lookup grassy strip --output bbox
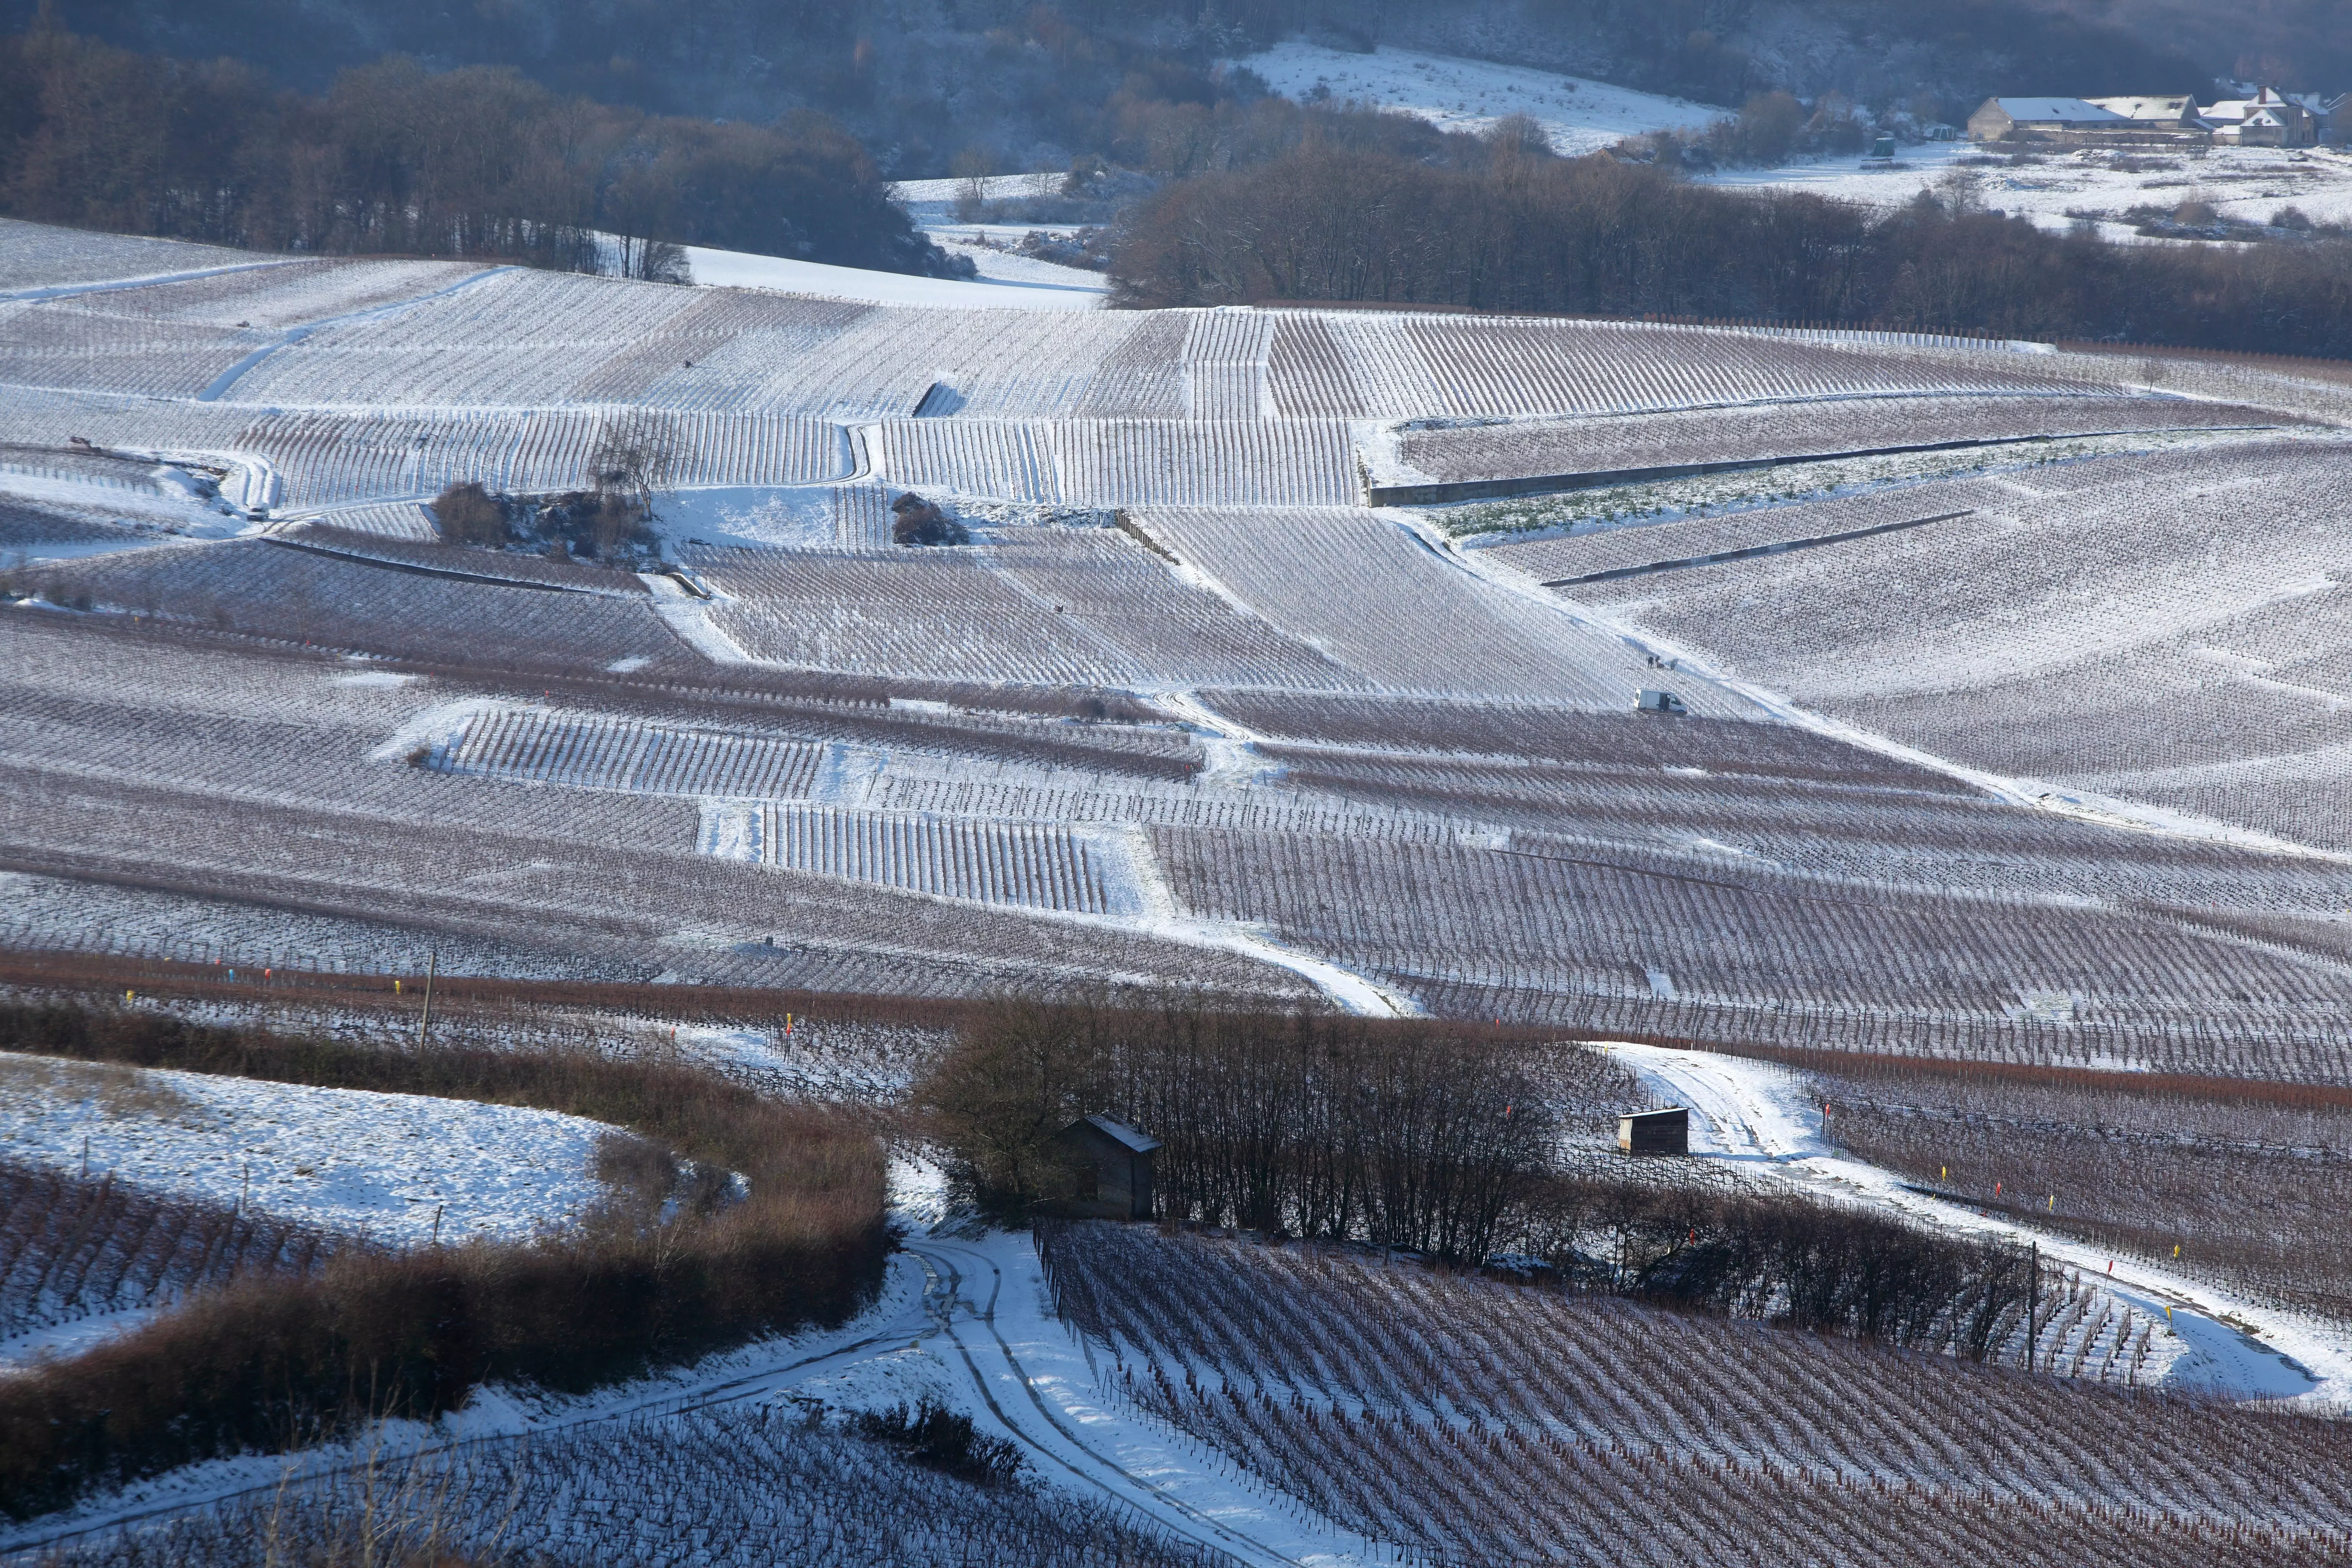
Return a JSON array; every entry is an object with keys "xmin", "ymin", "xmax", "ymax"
[{"xmin": 0, "ymin": 1000, "xmax": 887, "ymax": 1522}]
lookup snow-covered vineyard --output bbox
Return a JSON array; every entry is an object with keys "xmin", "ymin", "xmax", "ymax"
[
  {"xmin": 14, "ymin": 216, "xmax": 2352, "ymax": 1562},
  {"xmin": 8, "ymin": 216, "xmax": 2352, "ymax": 1052}
]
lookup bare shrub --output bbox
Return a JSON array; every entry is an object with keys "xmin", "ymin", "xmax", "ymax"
[
  {"xmin": 428, "ymin": 482, "xmax": 508, "ymax": 548},
  {"xmin": 890, "ymin": 492, "xmax": 968, "ymax": 547},
  {"xmin": 919, "ymin": 1000, "xmax": 1577, "ymax": 1260},
  {"xmin": 586, "ymin": 412, "xmax": 678, "ymax": 524},
  {"xmin": 854, "ymin": 1398, "xmax": 1024, "ymax": 1488}
]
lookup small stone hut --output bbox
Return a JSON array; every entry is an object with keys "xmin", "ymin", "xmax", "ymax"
[{"xmin": 1055, "ymin": 1114, "xmax": 1161, "ymax": 1220}]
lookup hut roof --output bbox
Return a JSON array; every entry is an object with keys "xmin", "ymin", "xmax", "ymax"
[
  {"xmin": 1987, "ymin": 98, "xmax": 2128, "ymax": 124},
  {"xmin": 1065, "ymin": 1114, "xmax": 1162, "ymax": 1154}
]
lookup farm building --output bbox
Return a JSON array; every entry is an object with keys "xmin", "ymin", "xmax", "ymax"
[
  {"xmin": 1966, "ymin": 98, "xmax": 2128, "ymax": 142},
  {"xmin": 1618, "ymin": 1108, "xmax": 1690, "ymax": 1156},
  {"xmin": 2284, "ymin": 90, "xmax": 2350, "ymax": 142},
  {"xmin": 2205, "ymin": 88, "xmax": 2321, "ymax": 146},
  {"xmin": 1056, "ymin": 1114, "xmax": 1161, "ymax": 1220},
  {"xmin": 2084, "ymin": 96, "xmax": 2203, "ymax": 133}
]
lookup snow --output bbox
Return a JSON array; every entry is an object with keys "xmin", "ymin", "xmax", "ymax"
[
  {"xmin": 902, "ymin": 1230, "xmax": 1382, "ymax": 1566},
  {"xmin": 0, "ymin": 467, "xmax": 254, "ymax": 546},
  {"xmin": 0, "ymin": 1052, "xmax": 619, "ymax": 1248},
  {"xmin": 1596, "ymin": 1041, "xmax": 2352, "ymax": 1408},
  {"xmin": 655, "ymin": 485, "xmax": 841, "ymax": 550},
  {"xmin": 680, "ymin": 245, "xmax": 1104, "ymax": 310},
  {"xmin": 0, "ymin": 1195, "xmax": 1382, "ymax": 1564},
  {"xmin": 0, "ymin": 1309, "xmax": 165, "ymax": 1375},
  {"xmin": 928, "ymin": 232, "xmax": 1111, "ymax": 292},
  {"xmin": 888, "ymin": 174, "xmax": 1072, "ymax": 211},
  {"xmin": 1703, "ymin": 141, "xmax": 2352, "ymax": 243},
  {"xmin": 1237, "ymin": 41, "xmax": 1719, "ymax": 155}
]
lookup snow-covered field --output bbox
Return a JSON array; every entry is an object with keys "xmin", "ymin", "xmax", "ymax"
[
  {"xmin": 1705, "ymin": 140, "xmax": 2352, "ymax": 242},
  {"xmin": 681, "ymin": 243, "xmax": 1104, "ymax": 309},
  {"xmin": 0, "ymin": 1052, "xmax": 618, "ymax": 1246},
  {"xmin": 1235, "ymin": 40, "xmax": 1719, "ymax": 154}
]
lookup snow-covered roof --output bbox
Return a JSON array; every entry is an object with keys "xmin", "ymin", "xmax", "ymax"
[
  {"xmin": 2086, "ymin": 96, "xmax": 2194, "ymax": 122},
  {"xmin": 1987, "ymin": 98, "xmax": 2127, "ymax": 124},
  {"xmin": 1068, "ymin": 1114, "xmax": 1163, "ymax": 1155}
]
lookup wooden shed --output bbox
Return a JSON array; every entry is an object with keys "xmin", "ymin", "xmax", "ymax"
[
  {"xmin": 1055, "ymin": 1114, "xmax": 1161, "ymax": 1219},
  {"xmin": 1618, "ymin": 1107, "xmax": 1690, "ymax": 1156}
]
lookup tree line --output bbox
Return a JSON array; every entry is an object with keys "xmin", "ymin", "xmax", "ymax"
[
  {"xmin": 0, "ymin": 12, "xmax": 959, "ymax": 275},
  {"xmin": 1110, "ymin": 129, "xmax": 2352, "ymax": 356},
  {"xmin": 921, "ymin": 998, "xmax": 2052, "ymax": 1352}
]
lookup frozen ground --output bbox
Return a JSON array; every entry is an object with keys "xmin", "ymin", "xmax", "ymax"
[
  {"xmin": 1704, "ymin": 141, "xmax": 2352, "ymax": 242},
  {"xmin": 1236, "ymin": 40, "xmax": 1718, "ymax": 154},
  {"xmin": 1, "ymin": 1222, "xmax": 1378, "ymax": 1566},
  {"xmin": 0, "ymin": 1052, "xmax": 618, "ymax": 1247},
  {"xmin": 1601, "ymin": 1041, "xmax": 2352, "ymax": 1408},
  {"xmin": 680, "ymin": 244, "xmax": 1104, "ymax": 309},
  {"xmin": 929, "ymin": 232, "xmax": 1110, "ymax": 293}
]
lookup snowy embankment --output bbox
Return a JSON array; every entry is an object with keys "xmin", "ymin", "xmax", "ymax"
[
  {"xmin": 1236, "ymin": 40, "xmax": 1717, "ymax": 154},
  {"xmin": 1599, "ymin": 1041, "xmax": 2352, "ymax": 1407},
  {"xmin": 0, "ymin": 1052, "xmax": 616, "ymax": 1248},
  {"xmin": 681, "ymin": 244, "xmax": 1104, "ymax": 310}
]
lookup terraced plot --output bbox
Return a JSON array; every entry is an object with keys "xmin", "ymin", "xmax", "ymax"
[
  {"xmin": 1140, "ymin": 506, "xmax": 1751, "ymax": 709},
  {"xmin": 1554, "ymin": 438, "xmax": 2352, "ymax": 848},
  {"xmin": 436, "ymin": 706, "xmax": 826, "ymax": 797},
  {"xmin": 1389, "ymin": 392, "xmax": 2290, "ymax": 486}
]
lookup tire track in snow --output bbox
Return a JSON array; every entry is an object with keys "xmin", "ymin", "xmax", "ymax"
[{"xmin": 906, "ymin": 1235, "xmax": 1372, "ymax": 1568}]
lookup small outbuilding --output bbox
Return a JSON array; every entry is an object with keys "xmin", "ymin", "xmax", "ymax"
[
  {"xmin": 1055, "ymin": 1114, "xmax": 1161, "ymax": 1220},
  {"xmin": 1618, "ymin": 1107, "xmax": 1690, "ymax": 1156}
]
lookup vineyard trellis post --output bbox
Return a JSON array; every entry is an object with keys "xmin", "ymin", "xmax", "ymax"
[{"xmin": 417, "ymin": 941, "xmax": 438, "ymax": 1051}]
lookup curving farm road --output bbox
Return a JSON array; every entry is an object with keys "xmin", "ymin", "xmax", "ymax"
[
  {"xmin": 903, "ymin": 1233, "xmax": 1375, "ymax": 1568},
  {"xmin": 1601, "ymin": 1040, "xmax": 2348, "ymax": 1407}
]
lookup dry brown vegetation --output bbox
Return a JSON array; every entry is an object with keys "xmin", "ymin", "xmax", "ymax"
[
  {"xmin": 917, "ymin": 1000, "xmax": 1580, "ymax": 1258},
  {"xmin": 0, "ymin": 997, "xmax": 886, "ymax": 1522}
]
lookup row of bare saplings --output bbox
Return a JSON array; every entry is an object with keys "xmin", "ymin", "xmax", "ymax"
[{"xmin": 923, "ymin": 1001, "xmax": 2045, "ymax": 1356}]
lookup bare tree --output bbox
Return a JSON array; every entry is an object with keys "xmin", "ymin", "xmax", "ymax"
[{"xmin": 586, "ymin": 412, "xmax": 678, "ymax": 521}]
